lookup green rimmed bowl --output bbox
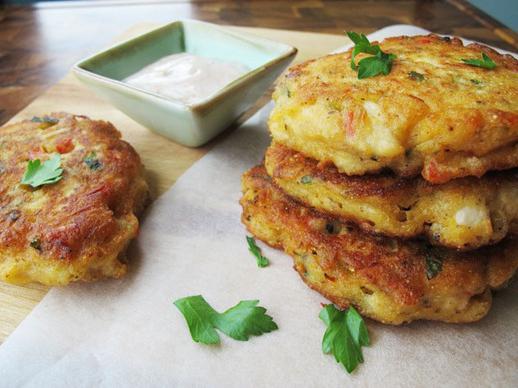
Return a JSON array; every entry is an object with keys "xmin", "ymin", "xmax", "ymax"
[{"xmin": 73, "ymin": 20, "xmax": 297, "ymax": 147}]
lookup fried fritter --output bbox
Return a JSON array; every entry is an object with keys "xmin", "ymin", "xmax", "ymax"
[
  {"xmin": 0, "ymin": 113, "xmax": 149, "ymax": 285},
  {"xmin": 240, "ymin": 166, "xmax": 518, "ymax": 324},
  {"xmin": 265, "ymin": 143, "xmax": 518, "ymax": 250},
  {"xmin": 269, "ymin": 34, "xmax": 518, "ymax": 183}
]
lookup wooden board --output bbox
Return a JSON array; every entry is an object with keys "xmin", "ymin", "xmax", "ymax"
[{"xmin": 0, "ymin": 24, "xmax": 346, "ymax": 343}]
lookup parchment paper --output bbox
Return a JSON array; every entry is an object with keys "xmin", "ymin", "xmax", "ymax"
[{"xmin": 1, "ymin": 26, "xmax": 518, "ymax": 387}]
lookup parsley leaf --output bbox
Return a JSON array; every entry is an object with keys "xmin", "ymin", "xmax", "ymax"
[
  {"xmin": 408, "ymin": 71, "xmax": 425, "ymax": 81},
  {"xmin": 30, "ymin": 237, "xmax": 42, "ymax": 251},
  {"xmin": 174, "ymin": 295, "xmax": 220, "ymax": 344},
  {"xmin": 84, "ymin": 152, "xmax": 102, "ymax": 170},
  {"xmin": 357, "ymin": 52, "xmax": 396, "ymax": 79},
  {"xmin": 246, "ymin": 236, "xmax": 269, "ymax": 267},
  {"xmin": 347, "ymin": 31, "xmax": 396, "ymax": 79},
  {"xmin": 31, "ymin": 116, "xmax": 59, "ymax": 129},
  {"xmin": 31, "ymin": 116, "xmax": 59, "ymax": 125},
  {"xmin": 461, "ymin": 53, "xmax": 496, "ymax": 69},
  {"xmin": 21, "ymin": 154, "xmax": 63, "ymax": 188},
  {"xmin": 174, "ymin": 295, "xmax": 278, "ymax": 345},
  {"xmin": 347, "ymin": 32, "xmax": 378, "ymax": 70},
  {"xmin": 300, "ymin": 175, "xmax": 313, "ymax": 184},
  {"xmin": 320, "ymin": 304, "xmax": 370, "ymax": 373},
  {"xmin": 213, "ymin": 300, "xmax": 278, "ymax": 341},
  {"xmin": 346, "ymin": 307, "xmax": 370, "ymax": 347},
  {"xmin": 425, "ymin": 250, "xmax": 443, "ymax": 280}
]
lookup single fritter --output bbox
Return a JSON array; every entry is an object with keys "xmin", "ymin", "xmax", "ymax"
[
  {"xmin": 240, "ymin": 166, "xmax": 518, "ymax": 324},
  {"xmin": 269, "ymin": 34, "xmax": 518, "ymax": 183},
  {"xmin": 265, "ymin": 143, "xmax": 518, "ymax": 250},
  {"xmin": 0, "ymin": 113, "xmax": 149, "ymax": 285}
]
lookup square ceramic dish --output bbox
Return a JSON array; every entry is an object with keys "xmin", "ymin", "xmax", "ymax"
[{"xmin": 73, "ymin": 20, "xmax": 297, "ymax": 147}]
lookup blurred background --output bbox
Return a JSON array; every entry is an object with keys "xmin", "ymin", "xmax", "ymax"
[
  {"xmin": 468, "ymin": 0, "xmax": 517, "ymax": 31},
  {"xmin": 1, "ymin": 0, "xmax": 517, "ymax": 32}
]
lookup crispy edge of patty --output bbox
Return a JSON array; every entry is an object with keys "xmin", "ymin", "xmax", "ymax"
[
  {"xmin": 240, "ymin": 165, "xmax": 518, "ymax": 324},
  {"xmin": 269, "ymin": 34, "xmax": 518, "ymax": 183},
  {"xmin": 265, "ymin": 142, "xmax": 518, "ymax": 250},
  {"xmin": 0, "ymin": 113, "xmax": 150, "ymax": 285}
]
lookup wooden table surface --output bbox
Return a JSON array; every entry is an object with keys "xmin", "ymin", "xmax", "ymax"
[{"xmin": 0, "ymin": 0, "xmax": 517, "ymax": 343}]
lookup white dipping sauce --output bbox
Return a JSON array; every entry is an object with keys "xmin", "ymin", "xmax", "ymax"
[{"xmin": 124, "ymin": 53, "xmax": 249, "ymax": 104}]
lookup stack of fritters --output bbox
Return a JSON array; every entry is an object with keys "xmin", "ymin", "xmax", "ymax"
[{"xmin": 240, "ymin": 35, "xmax": 518, "ymax": 324}]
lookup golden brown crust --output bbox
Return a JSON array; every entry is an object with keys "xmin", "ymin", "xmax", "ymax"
[
  {"xmin": 265, "ymin": 143, "xmax": 518, "ymax": 250},
  {"xmin": 0, "ymin": 113, "xmax": 149, "ymax": 285},
  {"xmin": 269, "ymin": 34, "xmax": 518, "ymax": 183},
  {"xmin": 240, "ymin": 165, "xmax": 518, "ymax": 324}
]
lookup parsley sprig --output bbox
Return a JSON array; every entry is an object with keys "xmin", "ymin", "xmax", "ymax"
[
  {"xmin": 320, "ymin": 304, "xmax": 370, "ymax": 373},
  {"xmin": 461, "ymin": 53, "xmax": 496, "ymax": 69},
  {"xmin": 347, "ymin": 32, "xmax": 396, "ymax": 79},
  {"xmin": 21, "ymin": 154, "xmax": 63, "ymax": 188},
  {"xmin": 246, "ymin": 236, "xmax": 269, "ymax": 268},
  {"xmin": 174, "ymin": 295, "xmax": 278, "ymax": 344}
]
